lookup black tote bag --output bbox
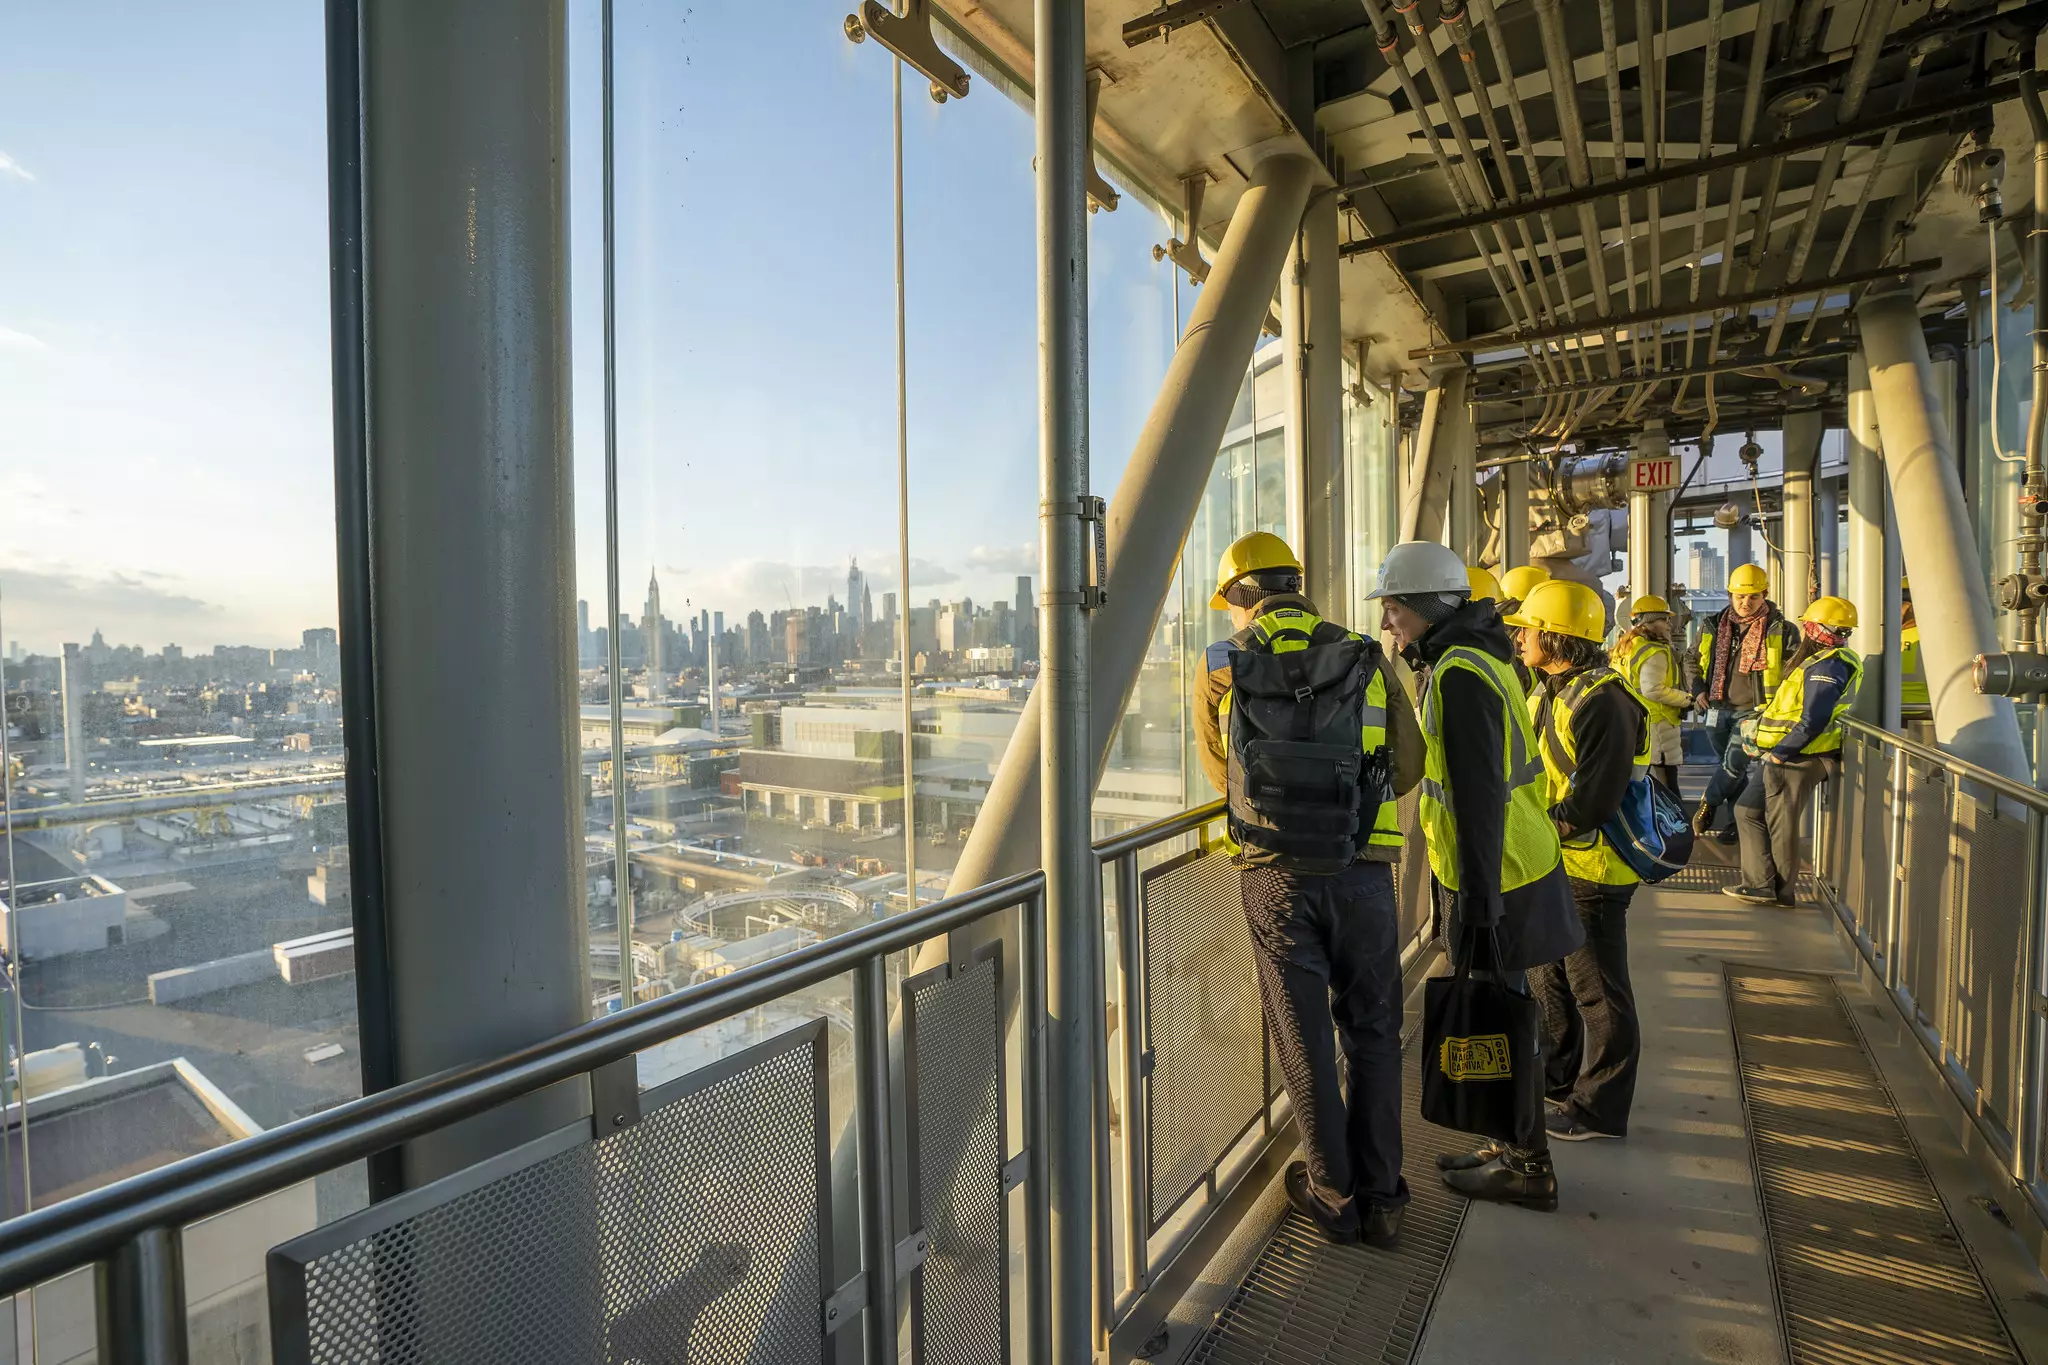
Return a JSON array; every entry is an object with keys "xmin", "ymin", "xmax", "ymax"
[{"xmin": 1420, "ymin": 936, "xmax": 1545, "ymax": 1148}]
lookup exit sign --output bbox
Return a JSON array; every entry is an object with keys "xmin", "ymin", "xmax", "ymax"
[{"xmin": 1630, "ymin": 455, "xmax": 1679, "ymax": 492}]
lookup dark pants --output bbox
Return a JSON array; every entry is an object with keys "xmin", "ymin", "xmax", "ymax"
[
  {"xmin": 1242, "ymin": 860, "xmax": 1409, "ymax": 1214},
  {"xmin": 1532, "ymin": 879, "xmax": 1641, "ymax": 1136},
  {"xmin": 1735, "ymin": 754, "xmax": 1833, "ymax": 896},
  {"xmin": 1700, "ymin": 711, "xmax": 1753, "ymax": 825}
]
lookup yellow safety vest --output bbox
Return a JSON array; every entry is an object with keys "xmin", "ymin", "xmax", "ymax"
[
  {"xmin": 1417, "ymin": 646, "xmax": 1561, "ymax": 893},
  {"xmin": 1532, "ymin": 667, "xmax": 1653, "ymax": 886},
  {"xmin": 1695, "ymin": 611, "xmax": 1790, "ymax": 701},
  {"xmin": 1218, "ymin": 607, "xmax": 1402, "ymax": 851},
  {"xmin": 1612, "ymin": 635, "xmax": 1681, "ymax": 725},
  {"xmin": 1900, "ymin": 626, "xmax": 1929, "ymax": 708},
  {"xmin": 1754, "ymin": 646, "xmax": 1863, "ymax": 755}
]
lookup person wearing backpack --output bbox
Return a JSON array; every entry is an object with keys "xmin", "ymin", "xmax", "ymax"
[
  {"xmin": 1369, "ymin": 541, "xmax": 1580, "ymax": 1211},
  {"xmin": 1612, "ymin": 595, "xmax": 1690, "ymax": 794},
  {"xmin": 1507, "ymin": 579, "xmax": 1650, "ymax": 1144},
  {"xmin": 1196, "ymin": 532, "xmax": 1423, "ymax": 1249},
  {"xmin": 1723, "ymin": 597, "xmax": 1862, "ymax": 906}
]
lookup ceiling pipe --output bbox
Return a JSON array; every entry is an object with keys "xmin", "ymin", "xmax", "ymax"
[
  {"xmin": 1409, "ymin": 258, "xmax": 1943, "ymax": 359},
  {"xmin": 1762, "ymin": 0, "xmax": 1903, "ymax": 356},
  {"xmin": 1337, "ymin": 78, "xmax": 2024, "ymax": 257},
  {"xmin": 1676, "ymin": 0, "xmax": 1725, "ymax": 385},
  {"xmin": 1475, "ymin": 341, "xmax": 1857, "ymax": 404}
]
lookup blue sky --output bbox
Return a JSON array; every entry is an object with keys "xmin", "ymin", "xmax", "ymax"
[{"xmin": 0, "ymin": 1, "xmax": 1178, "ymax": 654}]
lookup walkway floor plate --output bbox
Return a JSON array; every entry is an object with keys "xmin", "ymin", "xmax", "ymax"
[
  {"xmin": 1188, "ymin": 1039, "xmax": 1470, "ymax": 1365},
  {"xmin": 1726, "ymin": 966, "xmax": 2021, "ymax": 1365}
]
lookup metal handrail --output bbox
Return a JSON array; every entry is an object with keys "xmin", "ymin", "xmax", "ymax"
[
  {"xmin": 1839, "ymin": 715, "xmax": 2048, "ymax": 810},
  {"xmin": 0, "ymin": 865, "xmax": 1047, "ymax": 1295},
  {"xmin": 1091, "ymin": 798, "xmax": 1225, "ymax": 860}
]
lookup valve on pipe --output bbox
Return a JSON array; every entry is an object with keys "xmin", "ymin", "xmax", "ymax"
[{"xmin": 1975, "ymin": 651, "xmax": 2048, "ymax": 697}]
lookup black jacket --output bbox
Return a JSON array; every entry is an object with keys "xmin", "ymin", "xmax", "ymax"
[
  {"xmin": 1411, "ymin": 602, "xmax": 1583, "ymax": 972},
  {"xmin": 1532, "ymin": 665, "xmax": 1648, "ymax": 842}
]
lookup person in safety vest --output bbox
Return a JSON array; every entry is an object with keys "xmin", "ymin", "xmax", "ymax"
[
  {"xmin": 1900, "ymin": 576, "xmax": 1929, "ymax": 710},
  {"xmin": 1613, "ymin": 596, "xmax": 1690, "ymax": 793},
  {"xmin": 1690, "ymin": 563, "xmax": 1799, "ymax": 840},
  {"xmin": 1195, "ymin": 531, "xmax": 1423, "ymax": 1248},
  {"xmin": 1368, "ymin": 540, "xmax": 1581, "ymax": 1211},
  {"xmin": 1724, "ymin": 597, "xmax": 1862, "ymax": 906},
  {"xmin": 1507, "ymin": 581, "xmax": 1651, "ymax": 1143}
]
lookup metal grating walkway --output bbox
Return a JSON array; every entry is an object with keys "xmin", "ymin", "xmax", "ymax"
[
  {"xmin": 1187, "ymin": 1038, "xmax": 1470, "ymax": 1365},
  {"xmin": 1726, "ymin": 966, "xmax": 2022, "ymax": 1365}
]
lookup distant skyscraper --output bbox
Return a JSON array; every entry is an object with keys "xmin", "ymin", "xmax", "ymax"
[
  {"xmin": 882, "ymin": 591, "xmax": 897, "ymax": 625},
  {"xmin": 849, "ymin": 559, "xmax": 869, "ymax": 629},
  {"xmin": 1687, "ymin": 543, "xmax": 1727, "ymax": 594},
  {"xmin": 1015, "ymin": 576, "xmax": 1036, "ymax": 662},
  {"xmin": 302, "ymin": 627, "xmax": 339, "ymax": 680},
  {"xmin": 576, "ymin": 599, "xmax": 592, "ymax": 661},
  {"xmin": 643, "ymin": 569, "xmax": 665, "ymax": 699}
]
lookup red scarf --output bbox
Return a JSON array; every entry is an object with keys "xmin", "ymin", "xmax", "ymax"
[{"xmin": 1708, "ymin": 609, "xmax": 1770, "ymax": 701}]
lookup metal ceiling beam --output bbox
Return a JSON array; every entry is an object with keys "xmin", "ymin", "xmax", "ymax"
[
  {"xmin": 1475, "ymin": 341, "xmax": 1858, "ymax": 403},
  {"xmin": 1340, "ymin": 77, "xmax": 2021, "ymax": 259},
  {"xmin": 1413, "ymin": 258, "xmax": 1940, "ymax": 358}
]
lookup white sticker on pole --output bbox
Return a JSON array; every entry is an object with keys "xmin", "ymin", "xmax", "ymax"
[{"xmin": 1629, "ymin": 455, "xmax": 1678, "ymax": 492}]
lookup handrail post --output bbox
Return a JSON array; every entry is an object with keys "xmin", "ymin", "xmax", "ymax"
[
  {"xmin": 2018, "ymin": 809, "xmax": 2045, "ymax": 1184},
  {"xmin": 853, "ymin": 954, "xmax": 899, "ymax": 1365},
  {"xmin": 1024, "ymin": 889, "xmax": 1053, "ymax": 1363},
  {"xmin": 1886, "ymin": 745, "xmax": 1908, "ymax": 992},
  {"xmin": 95, "ymin": 1227, "xmax": 187, "ymax": 1365},
  {"xmin": 1113, "ymin": 851, "xmax": 1149, "ymax": 1303}
]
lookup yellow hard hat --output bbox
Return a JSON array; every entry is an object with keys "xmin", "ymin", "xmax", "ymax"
[
  {"xmin": 1803, "ymin": 596, "xmax": 1858, "ymax": 630},
  {"xmin": 1500, "ymin": 565, "xmax": 1550, "ymax": 603},
  {"xmin": 1467, "ymin": 566, "xmax": 1504, "ymax": 601},
  {"xmin": 1504, "ymin": 580, "xmax": 1606, "ymax": 642},
  {"xmin": 1728, "ymin": 563, "xmax": 1769, "ymax": 595},
  {"xmin": 1630, "ymin": 594, "xmax": 1672, "ymax": 616},
  {"xmin": 1210, "ymin": 531, "xmax": 1303, "ymax": 609}
]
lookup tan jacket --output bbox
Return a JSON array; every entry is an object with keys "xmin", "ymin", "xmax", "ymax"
[{"xmin": 1193, "ymin": 594, "xmax": 1423, "ymax": 862}]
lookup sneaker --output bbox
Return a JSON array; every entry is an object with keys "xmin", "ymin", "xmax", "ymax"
[
  {"xmin": 1441, "ymin": 1156, "xmax": 1559, "ymax": 1211},
  {"xmin": 1284, "ymin": 1161, "xmax": 1359, "ymax": 1245},
  {"xmin": 1545, "ymin": 1110, "xmax": 1621, "ymax": 1142},
  {"xmin": 1363, "ymin": 1203, "xmax": 1403, "ymax": 1251},
  {"xmin": 1721, "ymin": 884, "xmax": 1783, "ymax": 905},
  {"xmin": 1691, "ymin": 799, "xmax": 1717, "ymax": 836},
  {"xmin": 1437, "ymin": 1141, "xmax": 1503, "ymax": 1172}
]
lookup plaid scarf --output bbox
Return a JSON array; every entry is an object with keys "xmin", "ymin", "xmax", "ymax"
[{"xmin": 1708, "ymin": 608, "xmax": 1771, "ymax": 701}]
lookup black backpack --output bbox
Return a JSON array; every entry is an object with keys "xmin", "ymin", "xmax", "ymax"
[{"xmin": 1225, "ymin": 617, "xmax": 1393, "ymax": 874}]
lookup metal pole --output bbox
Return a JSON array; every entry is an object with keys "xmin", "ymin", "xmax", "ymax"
[
  {"xmin": 1023, "ymin": 889, "xmax": 1053, "ymax": 1364},
  {"xmin": 321, "ymin": 0, "xmax": 401, "ymax": 1201},
  {"xmin": 1034, "ymin": 0, "xmax": 1095, "ymax": 1356},
  {"xmin": 1402, "ymin": 370, "xmax": 1466, "ymax": 545},
  {"xmin": 1629, "ymin": 421, "xmax": 1671, "ymax": 603},
  {"xmin": 1817, "ymin": 476, "xmax": 1840, "ymax": 600},
  {"xmin": 95, "ymin": 1227, "xmax": 186, "ymax": 1365},
  {"xmin": 362, "ymin": 0, "xmax": 590, "ymax": 1183},
  {"xmin": 1295, "ymin": 190, "xmax": 1346, "ymax": 610},
  {"xmin": 1782, "ymin": 407, "xmax": 1823, "ymax": 620},
  {"xmin": 853, "ymin": 956, "xmax": 899, "ymax": 1365},
  {"xmin": 1859, "ymin": 292, "xmax": 2031, "ymax": 784},
  {"xmin": 601, "ymin": 0, "xmax": 634, "ymax": 1014},
  {"xmin": 1445, "ymin": 384, "xmax": 1478, "ymax": 561},
  {"xmin": 1113, "ymin": 854, "xmax": 1148, "ymax": 1299},
  {"xmin": 894, "ymin": 57, "xmax": 918, "ymax": 913}
]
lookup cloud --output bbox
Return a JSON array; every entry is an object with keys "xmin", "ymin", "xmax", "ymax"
[
  {"xmin": 0, "ymin": 152, "xmax": 32, "ymax": 182},
  {"xmin": 0, "ymin": 567, "xmax": 223, "ymax": 651},
  {"xmin": 0, "ymin": 327, "xmax": 46, "ymax": 351},
  {"xmin": 966, "ymin": 542, "xmax": 1036, "ymax": 575}
]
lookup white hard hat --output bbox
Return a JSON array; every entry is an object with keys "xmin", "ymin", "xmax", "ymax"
[{"xmin": 1364, "ymin": 541, "xmax": 1471, "ymax": 599}]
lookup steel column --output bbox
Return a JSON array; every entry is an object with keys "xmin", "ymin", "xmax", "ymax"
[
  {"xmin": 361, "ymin": 0, "xmax": 589, "ymax": 1183},
  {"xmin": 1291, "ymin": 190, "xmax": 1345, "ymax": 611},
  {"xmin": 1033, "ymin": 0, "xmax": 1096, "ymax": 1357},
  {"xmin": 1859, "ymin": 293, "xmax": 2030, "ymax": 782},
  {"xmin": 1817, "ymin": 477, "xmax": 1840, "ymax": 600},
  {"xmin": 1402, "ymin": 369, "xmax": 1467, "ymax": 545},
  {"xmin": 1628, "ymin": 422, "xmax": 1671, "ymax": 604},
  {"xmin": 1848, "ymin": 351, "xmax": 1890, "ymax": 724},
  {"xmin": 1782, "ymin": 408, "xmax": 1823, "ymax": 620},
  {"xmin": 853, "ymin": 957, "xmax": 899, "ymax": 1365},
  {"xmin": 1503, "ymin": 457, "xmax": 1531, "ymax": 570},
  {"xmin": 947, "ymin": 154, "xmax": 1319, "ymax": 896},
  {"xmin": 1446, "ymin": 392, "xmax": 1478, "ymax": 562}
]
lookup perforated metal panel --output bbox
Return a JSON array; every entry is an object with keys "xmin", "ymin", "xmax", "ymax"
[
  {"xmin": 1948, "ymin": 791, "xmax": 2031, "ymax": 1128},
  {"xmin": 904, "ymin": 947, "xmax": 1008, "ymax": 1365},
  {"xmin": 270, "ymin": 1022, "xmax": 833, "ymax": 1365},
  {"xmin": 1141, "ymin": 845, "xmax": 1265, "ymax": 1231},
  {"xmin": 1898, "ymin": 759, "xmax": 1953, "ymax": 1019},
  {"xmin": 1858, "ymin": 743, "xmax": 1895, "ymax": 946}
]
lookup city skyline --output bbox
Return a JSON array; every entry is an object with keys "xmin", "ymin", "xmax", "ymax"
[{"xmin": 0, "ymin": 2, "xmax": 1178, "ymax": 660}]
